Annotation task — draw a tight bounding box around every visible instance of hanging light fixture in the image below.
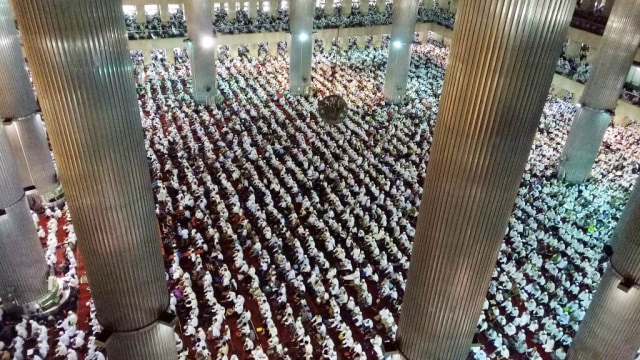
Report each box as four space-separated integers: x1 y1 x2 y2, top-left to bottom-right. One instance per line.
318 94 347 125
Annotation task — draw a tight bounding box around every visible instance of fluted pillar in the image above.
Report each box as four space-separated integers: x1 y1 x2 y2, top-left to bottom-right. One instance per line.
136 4 146 24
397 1 574 359
249 0 257 18
343 0 352 15
568 179 640 360
558 0 640 183
185 0 218 105
159 0 170 22
0 129 51 309
0 0 59 199
324 0 334 15
383 0 419 103
3 115 59 198
360 0 369 14
270 0 279 17
228 1 237 20
289 0 314 95
9 1 177 359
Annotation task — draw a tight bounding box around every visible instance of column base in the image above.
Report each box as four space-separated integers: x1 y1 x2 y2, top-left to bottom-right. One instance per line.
2 276 66 317
97 314 178 360
557 106 611 183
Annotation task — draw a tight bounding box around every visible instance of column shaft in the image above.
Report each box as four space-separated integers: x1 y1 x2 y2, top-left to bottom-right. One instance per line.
136 4 147 24
289 0 314 95
568 179 640 359
0 0 36 119
0 128 49 307
360 0 369 14
249 0 257 18
159 0 170 22
0 0 58 198
558 0 640 183
228 1 237 20
376 0 386 12
422 0 434 10
397 0 574 359
343 0 352 15
324 0 334 15
270 0 279 17
2 121 32 189
10 1 176 359
383 0 419 103
3 115 58 198
185 0 218 105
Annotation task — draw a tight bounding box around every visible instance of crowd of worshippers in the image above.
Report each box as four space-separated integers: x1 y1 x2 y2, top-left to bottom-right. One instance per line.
132 38 639 360
555 41 592 84
125 9 187 40
0 204 106 360
5 31 639 360
123 2 455 39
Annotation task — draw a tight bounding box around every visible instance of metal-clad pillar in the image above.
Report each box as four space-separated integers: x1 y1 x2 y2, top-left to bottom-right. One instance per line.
558 0 640 183
324 0 334 15
383 0 419 104
568 179 640 360
343 0 352 15
185 0 218 105
249 0 257 18
270 0 279 17
360 0 369 14
159 0 170 22
289 0 314 95
9 1 177 359
228 1 237 20
397 0 575 359
0 128 51 309
0 0 58 199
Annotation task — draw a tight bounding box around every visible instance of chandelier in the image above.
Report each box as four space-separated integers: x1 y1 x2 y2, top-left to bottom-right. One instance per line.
318 95 347 125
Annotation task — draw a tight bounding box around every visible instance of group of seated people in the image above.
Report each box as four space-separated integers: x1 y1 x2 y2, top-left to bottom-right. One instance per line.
4 23 640 359
132 37 638 359
555 41 592 84
124 2 455 38
0 203 106 359
125 9 187 40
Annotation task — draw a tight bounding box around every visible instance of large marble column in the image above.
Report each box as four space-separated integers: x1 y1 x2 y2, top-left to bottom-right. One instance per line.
185 0 218 105
0 129 53 311
382 0 419 104
9 1 177 359
568 179 640 359
397 0 574 359
249 0 257 18
360 0 369 14
159 0 170 22
270 0 279 17
289 0 314 95
343 0 352 15
0 0 59 200
558 0 640 183
376 0 386 13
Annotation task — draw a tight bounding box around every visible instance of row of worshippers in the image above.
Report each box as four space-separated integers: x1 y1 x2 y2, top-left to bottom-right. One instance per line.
124 2 455 38
132 41 454 358
139 43 638 359
8 37 637 359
